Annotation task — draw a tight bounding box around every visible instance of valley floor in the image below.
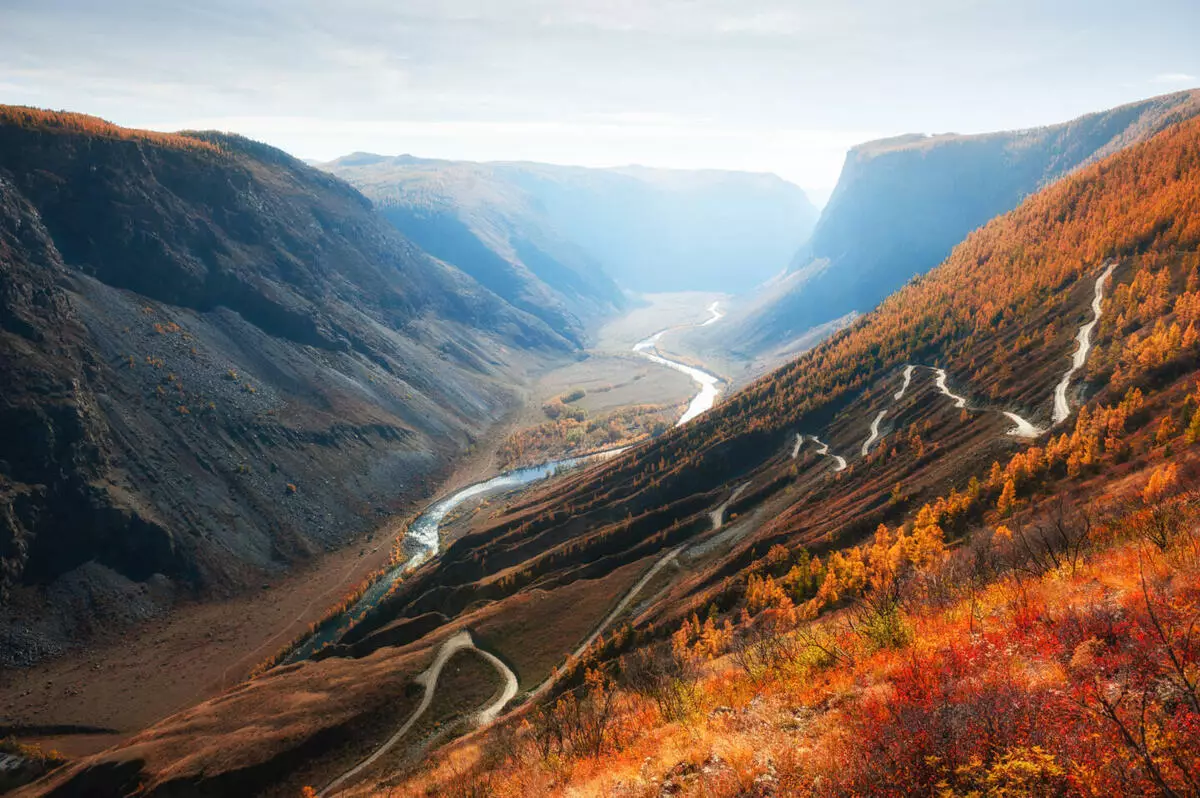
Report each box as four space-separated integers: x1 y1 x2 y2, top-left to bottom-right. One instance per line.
489 292 736 469
0 294 743 761
530 292 730 418
0 398 527 758
0 534 397 757
0 344 553 757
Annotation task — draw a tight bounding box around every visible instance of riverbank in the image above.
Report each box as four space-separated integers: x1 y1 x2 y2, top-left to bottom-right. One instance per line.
0 296 739 760
280 297 735 665
0 363 548 758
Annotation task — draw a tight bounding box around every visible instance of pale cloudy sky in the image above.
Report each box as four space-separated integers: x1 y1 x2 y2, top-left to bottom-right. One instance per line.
1 0 1197 204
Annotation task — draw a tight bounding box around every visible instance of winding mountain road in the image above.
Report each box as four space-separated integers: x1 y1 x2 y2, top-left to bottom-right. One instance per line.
709 481 750 529
932 367 968 409
285 449 628 664
813 437 849 471
472 648 520 725
312 302 738 793
932 367 1046 437
320 629 517 796
794 434 848 472
894 364 915 401
527 480 750 702
1002 411 1046 438
862 411 887 455
1053 262 1116 424
803 262 1116 468
855 364 1046 457
326 266 1120 794
546 549 685 685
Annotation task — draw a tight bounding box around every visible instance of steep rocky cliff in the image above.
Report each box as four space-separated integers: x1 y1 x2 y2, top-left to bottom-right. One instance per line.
724 88 1200 357
0 111 570 663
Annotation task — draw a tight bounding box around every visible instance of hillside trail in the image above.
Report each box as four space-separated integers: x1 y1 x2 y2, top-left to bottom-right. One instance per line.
1054 262 1117 424
319 629 516 796
862 411 887 455
796 262 1113 463
499 477 753 724
313 301 735 793
794 434 848 471
709 481 750 528
859 364 1042 455
328 266 1117 794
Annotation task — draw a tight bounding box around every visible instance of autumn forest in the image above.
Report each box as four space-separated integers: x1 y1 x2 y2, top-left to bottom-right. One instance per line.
4 61 1200 798
355 110 1200 798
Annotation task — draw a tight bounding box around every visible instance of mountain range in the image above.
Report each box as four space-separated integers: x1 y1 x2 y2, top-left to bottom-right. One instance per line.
0 108 818 674
0 110 572 666
6 90 1200 798
717 88 1200 359
317 154 819 299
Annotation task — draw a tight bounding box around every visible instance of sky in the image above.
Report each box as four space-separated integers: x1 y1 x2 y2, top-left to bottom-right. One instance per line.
2 0 1198 205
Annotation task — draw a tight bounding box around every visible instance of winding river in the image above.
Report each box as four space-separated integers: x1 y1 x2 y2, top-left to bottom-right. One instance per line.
284 449 625 663
306 269 1124 790
633 302 725 426
699 300 725 327
286 303 728 663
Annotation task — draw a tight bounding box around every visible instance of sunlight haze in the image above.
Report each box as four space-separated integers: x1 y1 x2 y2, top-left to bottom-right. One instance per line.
3 0 1197 200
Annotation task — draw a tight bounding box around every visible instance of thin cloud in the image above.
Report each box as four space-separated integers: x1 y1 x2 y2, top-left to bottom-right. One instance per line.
3 0 1200 197
1151 72 1198 84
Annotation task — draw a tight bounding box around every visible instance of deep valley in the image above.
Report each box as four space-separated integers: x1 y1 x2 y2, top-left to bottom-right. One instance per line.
3 73 1200 798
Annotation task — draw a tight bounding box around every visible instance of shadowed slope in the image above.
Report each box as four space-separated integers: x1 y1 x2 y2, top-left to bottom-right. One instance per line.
724 88 1200 356
0 109 571 665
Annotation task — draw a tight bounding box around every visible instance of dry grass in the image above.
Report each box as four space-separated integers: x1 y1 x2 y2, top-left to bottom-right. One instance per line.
368 470 1200 797
466 557 653 691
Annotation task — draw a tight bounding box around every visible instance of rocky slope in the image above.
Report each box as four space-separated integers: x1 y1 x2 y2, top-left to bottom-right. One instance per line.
0 109 572 665
722 87 1200 357
318 156 818 300
32 103 1200 797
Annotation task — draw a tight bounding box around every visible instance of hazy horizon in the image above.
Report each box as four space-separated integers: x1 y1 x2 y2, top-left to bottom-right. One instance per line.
3 0 1198 203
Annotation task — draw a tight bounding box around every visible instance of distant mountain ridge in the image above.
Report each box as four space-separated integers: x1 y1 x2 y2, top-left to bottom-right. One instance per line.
723 87 1200 356
317 153 626 344
317 155 819 300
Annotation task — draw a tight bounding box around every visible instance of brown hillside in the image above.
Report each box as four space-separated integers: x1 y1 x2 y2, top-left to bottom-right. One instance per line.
30 102 1200 798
